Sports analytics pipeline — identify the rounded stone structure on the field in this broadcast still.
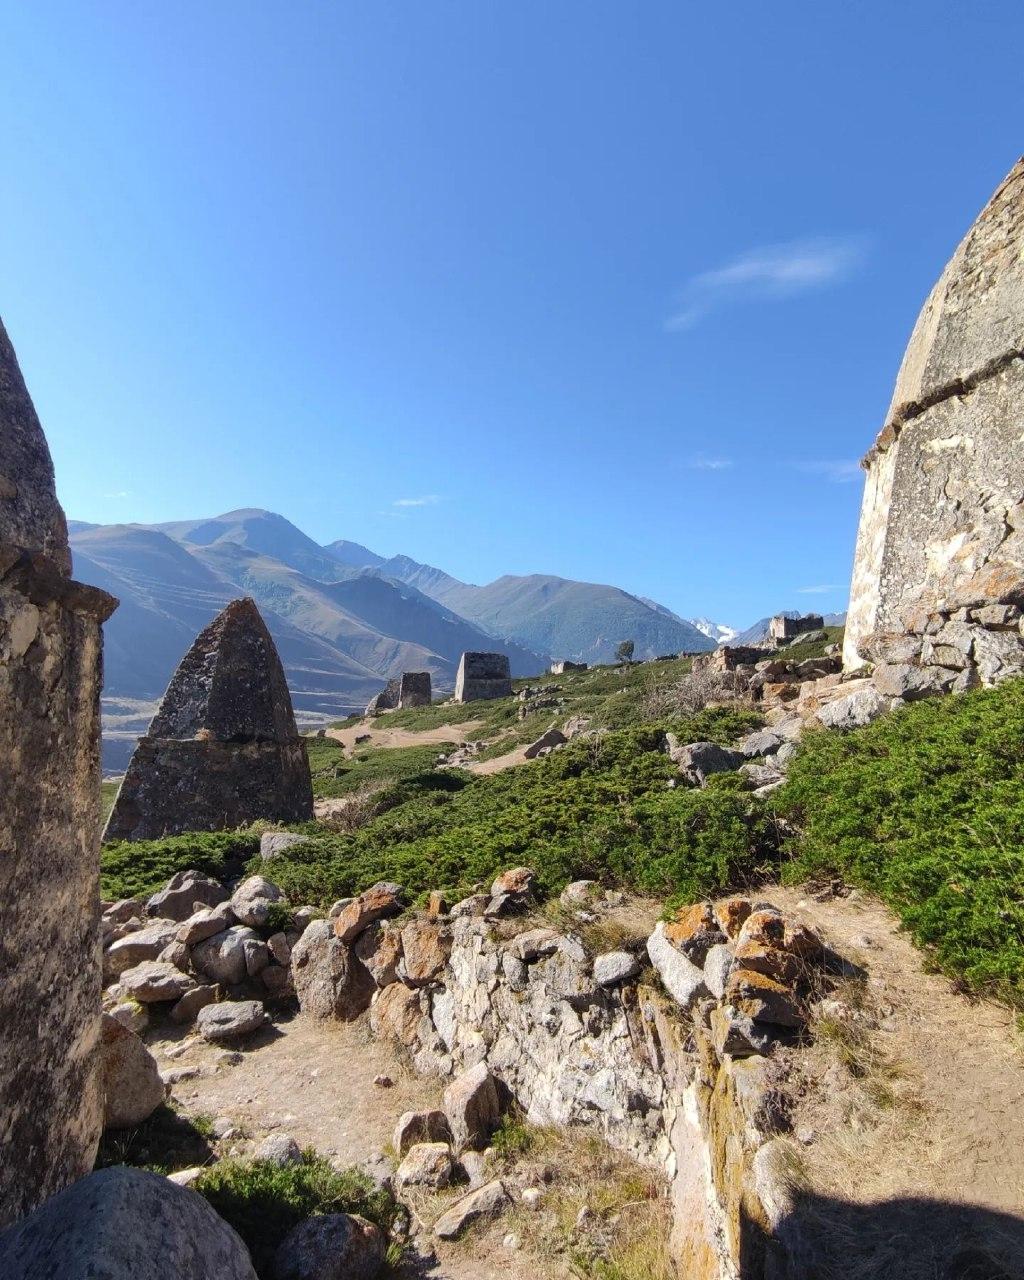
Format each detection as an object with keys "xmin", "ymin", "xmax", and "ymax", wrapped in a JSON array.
[{"xmin": 844, "ymin": 157, "xmax": 1024, "ymax": 690}]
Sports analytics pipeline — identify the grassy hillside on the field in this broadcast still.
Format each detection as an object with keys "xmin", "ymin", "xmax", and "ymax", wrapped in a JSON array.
[
  {"xmin": 262, "ymin": 710, "xmax": 769, "ymax": 909},
  {"xmin": 776, "ymin": 678, "xmax": 1024, "ymax": 1006},
  {"xmin": 99, "ymin": 660, "xmax": 1024, "ymax": 1010}
]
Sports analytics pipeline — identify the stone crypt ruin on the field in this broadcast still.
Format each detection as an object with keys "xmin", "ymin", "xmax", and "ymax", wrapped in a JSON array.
[
  {"xmin": 104, "ymin": 598, "xmax": 313, "ymax": 841},
  {"xmin": 0, "ymin": 318, "xmax": 117, "ymax": 1227}
]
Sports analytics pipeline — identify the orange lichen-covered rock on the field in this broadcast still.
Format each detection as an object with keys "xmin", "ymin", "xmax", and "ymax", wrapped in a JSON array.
[
  {"xmin": 400, "ymin": 919, "xmax": 451, "ymax": 986},
  {"xmin": 713, "ymin": 897, "xmax": 753, "ymax": 940},
  {"xmin": 736, "ymin": 909, "xmax": 786, "ymax": 949},
  {"xmin": 725, "ymin": 969, "xmax": 802, "ymax": 1028},
  {"xmin": 333, "ymin": 882, "xmax": 404, "ymax": 944},
  {"xmin": 665, "ymin": 901, "xmax": 725, "ymax": 960},
  {"xmin": 369, "ymin": 981, "xmax": 422, "ymax": 1046},
  {"xmin": 732, "ymin": 940, "xmax": 802, "ymax": 985}
]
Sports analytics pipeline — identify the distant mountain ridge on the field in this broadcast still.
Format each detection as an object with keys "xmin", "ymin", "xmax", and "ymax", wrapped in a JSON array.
[{"xmin": 72, "ymin": 507, "xmax": 717, "ymax": 769}]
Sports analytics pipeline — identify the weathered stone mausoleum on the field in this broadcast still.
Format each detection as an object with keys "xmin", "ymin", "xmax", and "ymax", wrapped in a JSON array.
[
  {"xmin": 0, "ymin": 318, "xmax": 117, "ymax": 1227},
  {"xmin": 844, "ymin": 158, "xmax": 1024, "ymax": 691},
  {"xmin": 104, "ymin": 597, "xmax": 313, "ymax": 841}
]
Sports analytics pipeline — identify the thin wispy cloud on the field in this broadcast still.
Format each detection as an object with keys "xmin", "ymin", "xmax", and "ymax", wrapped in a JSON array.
[
  {"xmin": 795, "ymin": 459, "xmax": 862, "ymax": 484},
  {"xmin": 796, "ymin": 584, "xmax": 845, "ymax": 595},
  {"xmin": 392, "ymin": 495, "xmax": 441, "ymax": 508},
  {"xmin": 686, "ymin": 454, "xmax": 733, "ymax": 471},
  {"xmin": 103, "ymin": 490, "xmax": 132, "ymax": 499},
  {"xmin": 666, "ymin": 235, "xmax": 867, "ymax": 331}
]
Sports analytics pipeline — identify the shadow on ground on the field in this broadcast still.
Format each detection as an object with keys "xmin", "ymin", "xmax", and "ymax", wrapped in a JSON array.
[{"xmin": 741, "ymin": 1191, "xmax": 1024, "ymax": 1279}]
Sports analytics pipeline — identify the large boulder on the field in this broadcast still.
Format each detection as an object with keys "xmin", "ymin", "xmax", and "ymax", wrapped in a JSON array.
[
  {"xmin": 192, "ymin": 926, "xmax": 262, "ymax": 987},
  {"xmin": 369, "ymin": 982, "xmax": 422, "ymax": 1045},
  {"xmin": 290, "ymin": 921, "xmax": 375, "ymax": 1021},
  {"xmin": 0, "ymin": 1165, "xmax": 257, "ymax": 1278},
  {"xmin": 443, "ymin": 1062, "xmax": 502, "ymax": 1152},
  {"xmin": 147, "ymin": 870, "xmax": 228, "ymax": 922},
  {"xmin": 668, "ymin": 740, "xmax": 745, "ymax": 786},
  {"xmin": 103, "ymin": 920, "xmax": 180, "ymax": 981},
  {"xmin": 332, "ymin": 883, "xmax": 404, "ymax": 945},
  {"xmin": 229, "ymin": 876, "xmax": 284, "ymax": 929},
  {"xmin": 99, "ymin": 1014, "xmax": 165, "ymax": 1129},
  {"xmin": 119, "ymin": 961, "xmax": 197, "ymax": 1004},
  {"xmin": 273, "ymin": 1213, "xmax": 384, "ymax": 1280},
  {"xmin": 196, "ymin": 1000, "xmax": 267, "ymax": 1043}
]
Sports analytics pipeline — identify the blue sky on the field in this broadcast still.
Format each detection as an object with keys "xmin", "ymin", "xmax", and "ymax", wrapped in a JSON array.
[{"xmin": 2, "ymin": 2, "xmax": 1022, "ymax": 626}]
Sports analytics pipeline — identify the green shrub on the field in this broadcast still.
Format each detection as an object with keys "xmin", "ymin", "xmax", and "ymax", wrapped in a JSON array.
[
  {"xmin": 258, "ymin": 713, "xmax": 772, "ymax": 908},
  {"xmin": 100, "ymin": 829, "xmax": 261, "ymax": 900},
  {"xmin": 194, "ymin": 1152, "xmax": 397, "ymax": 1278},
  {"xmin": 307, "ymin": 739, "xmax": 464, "ymax": 802},
  {"xmin": 776, "ymin": 679, "xmax": 1024, "ymax": 1004}
]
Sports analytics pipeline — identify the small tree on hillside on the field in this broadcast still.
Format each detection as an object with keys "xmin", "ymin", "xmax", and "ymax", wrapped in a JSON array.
[{"xmin": 616, "ymin": 640, "xmax": 635, "ymax": 665}]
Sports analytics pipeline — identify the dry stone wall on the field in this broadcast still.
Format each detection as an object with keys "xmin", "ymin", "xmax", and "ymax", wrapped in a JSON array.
[
  {"xmin": 845, "ymin": 158, "xmax": 1024, "ymax": 691},
  {"xmin": 0, "ymin": 319, "xmax": 117, "ymax": 1227},
  {"xmin": 291, "ymin": 868, "xmax": 842, "ymax": 1278}
]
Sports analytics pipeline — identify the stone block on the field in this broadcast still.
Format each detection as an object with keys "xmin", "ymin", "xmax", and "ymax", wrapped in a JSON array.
[{"xmin": 454, "ymin": 651, "xmax": 512, "ymax": 702}]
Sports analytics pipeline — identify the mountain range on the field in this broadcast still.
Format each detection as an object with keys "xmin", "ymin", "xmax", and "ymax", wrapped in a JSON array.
[{"xmin": 68, "ymin": 508, "xmax": 720, "ymax": 768}]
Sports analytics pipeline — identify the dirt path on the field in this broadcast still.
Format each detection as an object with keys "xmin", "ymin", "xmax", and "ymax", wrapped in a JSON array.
[
  {"xmin": 463, "ymin": 745, "xmax": 531, "ymax": 775},
  {"xmin": 150, "ymin": 1012, "xmax": 570, "ymax": 1279},
  {"xmin": 768, "ymin": 885, "xmax": 1024, "ymax": 1217},
  {"xmin": 326, "ymin": 721, "xmax": 483, "ymax": 753}
]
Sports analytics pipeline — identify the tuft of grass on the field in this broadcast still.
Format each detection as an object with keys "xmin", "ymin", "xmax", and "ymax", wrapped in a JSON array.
[
  {"xmin": 94, "ymin": 1104, "xmax": 216, "ymax": 1175},
  {"xmin": 194, "ymin": 1151, "xmax": 398, "ymax": 1280},
  {"xmin": 490, "ymin": 1111, "xmax": 538, "ymax": 1161},
  {"xmin": 777, "ymin": 677, "xmax": 1024, "ymax": 1005}
]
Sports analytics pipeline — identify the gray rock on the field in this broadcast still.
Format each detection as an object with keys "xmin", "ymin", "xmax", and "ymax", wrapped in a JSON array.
[
  {"xmin": 523, "ymin": 728, "xmax": 567, "ymax": 759},
  {"xmin": 394, "ymin": 1109, "xmax": 452, "ymax": 1156},
  {"xmin": 170, "ymin": 984, "xmax": 220, "ymax": 1025},
  {"xmin": 107, "ymin": 1001, "xmax": 148, "ymax": 1035},
  {"xmin": 99, "ymin": 1014, "xmax": 166, "ymax": 1129},
  {"xmin": 592, "ymin": 951, "xmax": 640, "ymax": 986},
  {"xmin": 443, "ymin": 1061, "xmax": 503, "ymax": 1152},
  {"xmin": 273, "ymin": 1213, "xmax": 384, "ymax": 1280},
  {"xmin": 259, "ymin": 831, "xmax": 308, "ymax": 861},
  {"xmin": 196, "ymin": 999, "xmax": 266, "ymax": 1043},
  {"xmin": 703, "ymin": 942, "xmax": 735, "ymax": 1000},
  {"xmin": 816, "ymin": 686, "xmax": 892, "ymax": 730},
  {"xmin": 449, "ymin": 893, "xmax": 491, "ymax": 918},
  {"xmin": 104, "ymin": 919, "xmax": 180, "ymax": 981},
  {"xmin": 433, "ymin": 1179, "xmax": 510, "ymax": 1239},
  {"xmin": 646, "ymin": 923, "xmax": 709, "ymax": 1010},
  {"xmin": 177, "ymin": 901, "xmax": 235, "ymax": 946},
  {"xmin": 872, "ymin": 663, "xmax": 954, "ymax": 701},
  {"xmin": 670, "ymin": 740, "xmax": 745, "ymax": 786},
  {"xmin": 120, "ymin": 960, "xmax": 196, "ymax": 1004},
  {"xmin": 147, "ymin": 870, "xmax": 228, "ymax": 922},
  {"xmin": 229, "ymin": 876, "xmax": 284, "ymax": 929},
  {"xmin": 192, "ymin": 926, "xmax": 261, "ymax": 987},
  {"xmin": 739, "ymin": 730, "xmax": 783, "ymax": 758},
  {"xmin": 254, "ymin": 1134, "xmax": 302, "ymax": 1165},
  {"xmin": 290, "ymin": 920, "xmax": 375, "ymax": 1021},
  {"xmin": 0, "ymin": 1165, "xmax": 257, "ymax": 1279},
  {"xmin": 511, "ymin": 928, "xmax": 561, "ymax": 961}
]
